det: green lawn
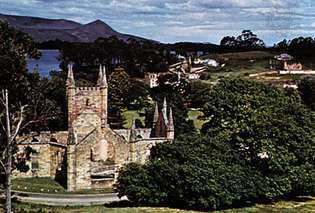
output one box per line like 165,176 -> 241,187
12,177 -> 66,193
12,177 -> 112,194
122,110 -> 145,129
2,197 -> 314,213
201,59 -> 271,84
219,197 -> 315,213
2,202 -> 201,213
123,110 -> 206,131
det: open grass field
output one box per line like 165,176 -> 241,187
200,51 -> 275,84
213,51 -> 275,60
1,197 -> 314,212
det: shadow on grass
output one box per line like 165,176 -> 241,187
105,200 -> 139,208
281,196 -> 314,203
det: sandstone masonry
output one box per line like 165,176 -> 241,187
15,65 -> 174,191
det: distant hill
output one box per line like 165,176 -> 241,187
0,13 -> 153,43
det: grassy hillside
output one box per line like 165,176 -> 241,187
213,51 -> 275,60
199,50 -> 310,87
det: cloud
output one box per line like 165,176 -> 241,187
0,0 -> 314,44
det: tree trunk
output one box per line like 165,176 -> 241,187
5,147 -> 12,213
4,89 -> 12,213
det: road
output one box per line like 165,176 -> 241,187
9,191 -> 127,206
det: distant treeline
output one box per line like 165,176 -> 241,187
35,31 -> 315,78
273,37 -> 315,57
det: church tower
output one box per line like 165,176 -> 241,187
66,64 -> 108,137
67,64 -> 109,191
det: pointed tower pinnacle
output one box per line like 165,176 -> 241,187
162,98 -> 168,125
101,66 -> 107,87
153,102 -> 159,125
66,64 -> 75,87
166,107 -> 175,140
97,64 -> 103,86
168,107 -> 174,131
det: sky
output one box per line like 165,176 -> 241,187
1,0 -> 315,45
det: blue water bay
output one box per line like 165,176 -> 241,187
27,49 -> 61,76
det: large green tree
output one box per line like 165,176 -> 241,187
0,21 -> 40,104
187,80 -> 212,108
201,79 -> 314,182
0,20 -> 60,213
116,78 -> 315,211
108,67 -> 131,128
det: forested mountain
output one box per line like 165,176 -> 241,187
0,13 -> 151,42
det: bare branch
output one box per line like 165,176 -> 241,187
0,160 -> 6,174
19,114 -> 55,132
0,90 -> 5,106
0,97 -> 5,107
0,118 -> 6,132
10,105 -> 27,145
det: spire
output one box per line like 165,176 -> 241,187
162,98 -> 168,125
101,66 -> 107,87
66,64 -> 75,87
97,64 -> 103,86
153,102 -> 159,125
166,107 -> 175,140
167,107 -> 174,131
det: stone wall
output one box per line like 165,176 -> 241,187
113,129 -> 131,141
13,142 -> 66,178
131,128 -> 152,140
49,144 -> 67,177
18,131 -> 68,145
130,138 -> 170,164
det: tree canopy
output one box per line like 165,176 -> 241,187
116,78 -> 315,211
220,30 -> 265,49
298,76 -> 315,111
